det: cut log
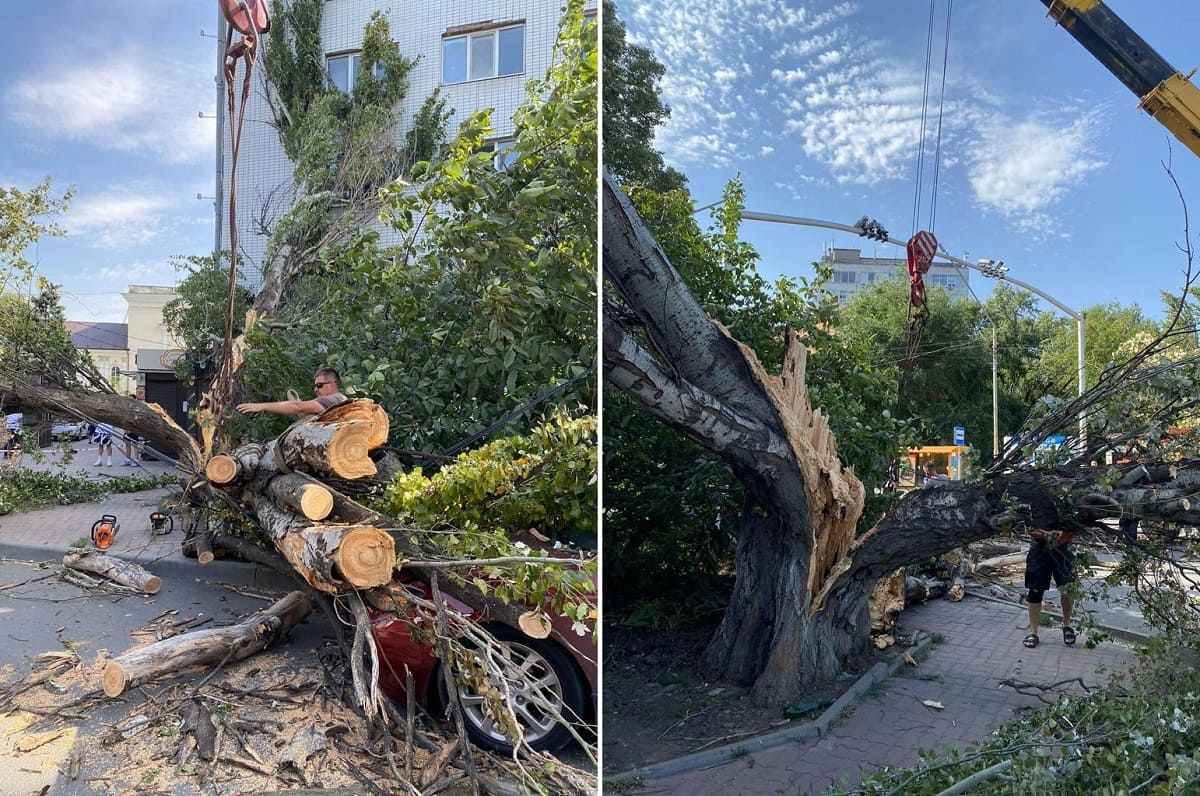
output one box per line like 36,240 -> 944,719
102,590 -> 310,697
973,552 -> 1027,573
205,443 -> 266,485
905,576 -> 947,603
63,550 -> 161,594
265,473 -> 334,521
195,531 -> 215,565
318,399 -> 390,449
277,419 -> 376,480
276,525 -> 396,593
246,493 -> 396,593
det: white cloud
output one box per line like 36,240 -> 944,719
6,47 -> 213,165
64,183 -> 182,250
760,145 -> 775,156
967,109 -> 1107,219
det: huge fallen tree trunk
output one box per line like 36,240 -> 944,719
2,382 -> 201,472
102,590 -> 311,697
602,172 -> 1199,705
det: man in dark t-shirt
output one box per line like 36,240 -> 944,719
236,367 -> 349,417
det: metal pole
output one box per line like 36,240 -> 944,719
214,11 -> 226,260
1077,317 -> 1087,452
992,325 -> 1000,456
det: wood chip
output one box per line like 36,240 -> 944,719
921,699 -> 945,710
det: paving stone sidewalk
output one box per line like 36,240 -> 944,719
613,597 -> 1140,795
0,445 -> 285,585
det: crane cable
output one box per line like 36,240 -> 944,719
899,0 -> 955,395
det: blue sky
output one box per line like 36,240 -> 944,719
0,0 -> 217,324
617,0 -> 1200,320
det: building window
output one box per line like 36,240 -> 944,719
929,274 -> 960,288
442,24 -> 525,84
832,270 -> 857,284
327,52 -> 384,94
480,138 -> 518,171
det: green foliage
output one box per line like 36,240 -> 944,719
376,412 -> 596,621
380,412 -> 596,542
0,469 -> 176,515
1,281 -> 103,391
263,0 -> 326,162
243,2 -> 597,453
848,642 -> 1200,795
0,178 -> 72,287
162,253 -> 253,362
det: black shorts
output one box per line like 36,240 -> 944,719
1025,542 -> 1074,591
127,433 -> 142,442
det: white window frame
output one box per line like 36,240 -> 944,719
442,23 -> 525,85
326,51 -> 384,95
480,138 -> 519,171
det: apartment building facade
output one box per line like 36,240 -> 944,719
823,247 -> 970,305
211,0 -> 584,280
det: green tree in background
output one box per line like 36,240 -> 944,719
238,1 -> 597,454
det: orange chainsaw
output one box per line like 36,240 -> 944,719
91,514 -> 119,550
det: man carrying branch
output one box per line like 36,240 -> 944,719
237,368 -> 348,418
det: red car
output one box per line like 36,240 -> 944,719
369,569 -> 596,754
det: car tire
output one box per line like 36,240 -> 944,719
434,623 -> 589,754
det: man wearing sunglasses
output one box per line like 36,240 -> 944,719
237,367 -> 348,417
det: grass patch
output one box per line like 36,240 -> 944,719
0,470 -> 177,514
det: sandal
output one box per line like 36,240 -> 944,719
1063,626 -> 1077,646
1023,633 -> 1039,648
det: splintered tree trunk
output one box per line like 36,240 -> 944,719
102,590 -> 311,697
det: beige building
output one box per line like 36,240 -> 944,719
67,285 -> 191,439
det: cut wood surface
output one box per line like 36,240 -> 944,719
205,443 -> 267,485
276,525 -> 396,593
319,399 -> 390,449
63,550 -> 161,594
102,590 -> 311,697
246,493 -> 396,593
277,419 -> 376,480
266,472 -> 334,521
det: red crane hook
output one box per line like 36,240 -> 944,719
220,0 -> 270,37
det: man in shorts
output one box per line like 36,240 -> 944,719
1023,527 -> 1077,648
123,386 -> 146,465
93,422 -> 114,467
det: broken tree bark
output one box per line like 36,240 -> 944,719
102,590 -> 311,697
63,550 -> 161,594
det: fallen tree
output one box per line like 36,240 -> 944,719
603,172 -> 1200,705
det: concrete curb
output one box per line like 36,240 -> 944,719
0,538 -> 299,592
605,635 -> 936,785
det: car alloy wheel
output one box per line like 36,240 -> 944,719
439,623 -> 588,754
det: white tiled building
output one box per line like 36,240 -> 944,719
211,0 -> 583,282
823,247 -> 970,305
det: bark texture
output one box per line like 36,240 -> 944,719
604,174 -> 1192,704
63,550 -> 162,594
102,590 -> 311,697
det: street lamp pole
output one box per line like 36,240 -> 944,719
731,210 -> 1088,452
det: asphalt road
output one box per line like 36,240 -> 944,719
0,553 -> 317,795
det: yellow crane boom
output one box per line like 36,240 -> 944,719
1042,0 -> 1200,159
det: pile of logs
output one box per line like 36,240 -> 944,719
204,400 -> 396,594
